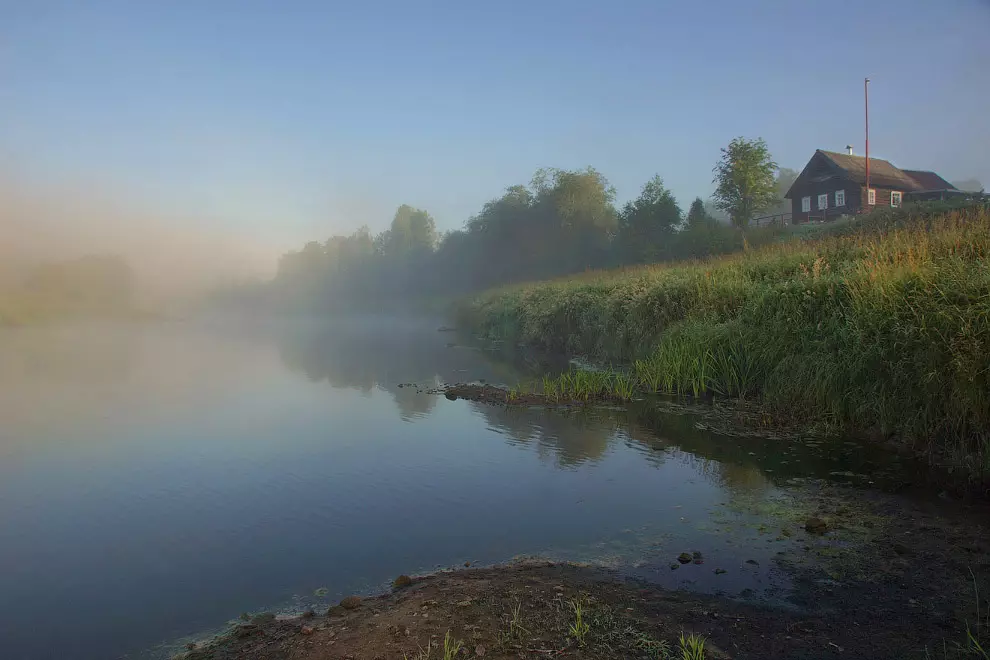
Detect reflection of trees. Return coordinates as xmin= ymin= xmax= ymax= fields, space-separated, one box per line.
xmin=387 ymin=377 xmax=439 ymax=422
xmin=276 ymin=321 xmax=914 ymax=489
xmin=473 ymin=404 xmax=616 ymax=467
xmin=275 ymin=318 xmax=540 ymax=421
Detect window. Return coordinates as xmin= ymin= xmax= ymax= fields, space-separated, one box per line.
xmin=868 ymin=188 xmax=876 ymax=205
xmin=818 ymin=194 xmax=828 ymax=210
xmin=801 ymin=196 xmax=811 ymax=212
xmin=835 ymin=189 xmax=845 ymax=207
xmin=891 ymin=191 xmax=902 ymax=207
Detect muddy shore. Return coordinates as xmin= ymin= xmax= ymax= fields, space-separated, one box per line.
xmin=175 ymin=481 xmax=990 ymax=660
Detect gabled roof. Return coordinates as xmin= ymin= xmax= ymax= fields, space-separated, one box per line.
xmin=817 ymin=150 xmax=922 ymax=190
xmin=902 ymin=170 xmax=957 ymax=192
xmin=785 ymin=149 xmax=955 ymax=198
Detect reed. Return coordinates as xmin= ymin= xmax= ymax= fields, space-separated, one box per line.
xmin=459 ymin=204 xmax=990 ymax=484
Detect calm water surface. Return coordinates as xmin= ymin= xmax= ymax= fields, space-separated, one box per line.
xmin=0 ymin=318 xmax=917 ymax=659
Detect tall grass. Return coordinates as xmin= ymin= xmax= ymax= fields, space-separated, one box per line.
xmin=458 ymin=204 xmax=990 ymax=484
xmin=540 ymin=368 xmax=636 ymax=402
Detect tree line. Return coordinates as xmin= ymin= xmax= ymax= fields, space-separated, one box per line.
xmin=271 ymin=137 xmax=793 ymax=309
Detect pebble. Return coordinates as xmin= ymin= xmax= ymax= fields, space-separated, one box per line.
xmin=340 ymin=596 xmax=362 ymax=610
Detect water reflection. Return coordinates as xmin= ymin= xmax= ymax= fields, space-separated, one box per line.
xmin=271 ymin=318 xmax=920 ymax=490
xmin=274 ymin=317 xmax=538 ymax=421
xmin=0 ymin=319 xmax=926 ymax=660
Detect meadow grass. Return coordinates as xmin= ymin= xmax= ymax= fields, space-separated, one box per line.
xmin=458 ymin=203 xmax=990 ymax=485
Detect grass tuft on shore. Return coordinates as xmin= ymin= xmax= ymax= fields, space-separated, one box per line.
xmin=458 ymin=203 xmax=990 ymax=484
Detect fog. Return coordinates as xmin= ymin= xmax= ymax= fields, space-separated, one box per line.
xmin=0 ymin=172 xmax=278 ymax=310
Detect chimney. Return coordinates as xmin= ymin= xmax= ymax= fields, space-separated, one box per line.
xmin=846 ymin=145 xmax=854 ymax=155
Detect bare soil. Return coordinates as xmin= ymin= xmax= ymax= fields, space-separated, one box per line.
xmin=178 ymin=486 xmax=990 ymax=660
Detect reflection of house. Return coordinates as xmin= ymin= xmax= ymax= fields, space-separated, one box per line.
xmin=785 ymin=149 xmax=960 ymax=223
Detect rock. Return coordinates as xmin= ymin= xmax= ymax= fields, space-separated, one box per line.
xmin=677 ymin=552 xmax=693 ymax=564
xmin=553 ymin=585 xmax=565 ymax=592
xmin=393 ymin=575 xmax=413 ymax=589
xmin=670 ymin=563 xmax=679 ymax=570
xmin=300 ymin=625 xmax=314 ymax=635
xmin=301 ymin=609 xmax=316 ymax=619
xmin=234 ymin=624 xmax=260 ymax=638
xmin=340 ymin=596 xmax=362 ymax=610
xmin=692 ymin=551 xmax=704 ymax=565
xmin=805 ymin=517 xmax=828 ymax=534
xmin=745 ymin=559 xmax=759 ymax=566
xmin=250 ymin=612 xmax=276 ymax=625
xmin=457 ymin=599 xmax=472 ymax=607
xmin=186 ymin=643 xmax=197 ymax=650
xmin=464 ymin=561 xmax=471 ymax=567
xmin=715 ymin=568 xmax=727 ymax=575
xmin=445 ymin=391 xmax=458 ymax=401
xmin=475 ymin=644 xmax=487 ymax=656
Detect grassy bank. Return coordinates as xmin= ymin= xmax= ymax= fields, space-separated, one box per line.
xmin=457 ymin=204 xmax=990 ymax=484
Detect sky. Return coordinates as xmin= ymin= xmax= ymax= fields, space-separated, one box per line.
xmin=2 ymin=0 xmax=989 ymax=255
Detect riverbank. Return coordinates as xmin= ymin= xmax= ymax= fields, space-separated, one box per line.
xmin=172 ymin=478 xmax=990 ymax=660
xmin=455 ymin=204 xmax=990 ymax=490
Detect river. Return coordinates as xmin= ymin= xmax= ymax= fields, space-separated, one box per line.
xmin=0 ymin=317 xmax=946 ymax=659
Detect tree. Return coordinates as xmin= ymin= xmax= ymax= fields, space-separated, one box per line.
xmin=685 ymin=197 xmax=713 ymax=229
xmin=770 ymin=167 xmax=799 ymax=216
xmin=952 ymin=179 xmax=984 ymax=193
xmin=712 ymin=137 xmax=779 ymax=227
xmin=616 ymin=175 xmax=682 ymax=263
xmin=383 ymin=204 xmax=438 ymax=257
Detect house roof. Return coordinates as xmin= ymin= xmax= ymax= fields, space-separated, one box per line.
xmin=902 ymin=169 xmax=957 ymax=192
xmin=817 ymin=150 xmax=922 ymax=190
xmin=785 ymin=149 xmax=955 ymax=198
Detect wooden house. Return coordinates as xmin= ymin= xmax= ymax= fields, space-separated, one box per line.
xmin=784 ymin=149 xmax=959 ymax=223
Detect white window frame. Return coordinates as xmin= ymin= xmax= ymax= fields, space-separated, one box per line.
xmin=835 ymin=189 xmax=845 ymax=207
xmin=817 ymin=194 xmax=828 ymax=211
xmin=867 ymin=188 xmax=876 ymax=205
xmin=801 ymin=196 xmax=811 ymax=213
xmin=891 ymin=191 xmax=902 ymax=207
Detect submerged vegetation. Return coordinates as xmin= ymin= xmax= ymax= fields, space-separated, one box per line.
xmin=459 ymin=203 xmax=990 ymax=483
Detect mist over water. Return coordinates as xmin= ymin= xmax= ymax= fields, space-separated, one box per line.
xmin=0 ymin=318 xmax=921 ymax=660
xmin=0 ymin=174 xmax=277 ymax=310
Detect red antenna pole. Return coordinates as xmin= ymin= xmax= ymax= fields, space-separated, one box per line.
xmin=865 ymin=77 xmax=871 ymax=204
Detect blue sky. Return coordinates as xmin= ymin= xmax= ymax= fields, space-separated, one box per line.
xmin=2 ymin=0 xmax=988 ymax=250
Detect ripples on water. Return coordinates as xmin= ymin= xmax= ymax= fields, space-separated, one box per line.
xmin=0 ymin=317 xmax=918 ymax=659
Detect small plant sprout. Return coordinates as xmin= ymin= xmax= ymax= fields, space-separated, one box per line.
xmin=442 ymin=631 xmax=463 ymax=660
xmin=568 ymin=599 xmax=591 ymax=646
xmin=679 ymin=631 xmax=706 ymax=660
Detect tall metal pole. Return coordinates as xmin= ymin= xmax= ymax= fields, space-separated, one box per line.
xmin=865 ymin=77 xmax=871 ymax=204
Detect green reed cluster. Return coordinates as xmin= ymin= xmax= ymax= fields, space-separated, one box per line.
xmin=460 ymin=203 xmax=990 ymax=484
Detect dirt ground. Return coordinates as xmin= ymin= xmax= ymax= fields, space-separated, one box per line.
xmin=174 ymin=385 xmax=990 ymax=660
xmin=179 ymin=508 xmax=990 ymax=660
